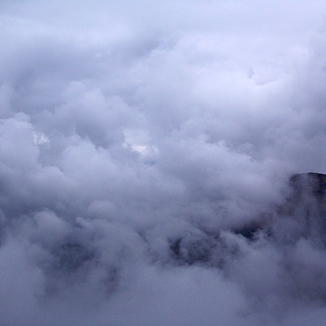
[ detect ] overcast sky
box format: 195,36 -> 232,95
2,1 -> 326,325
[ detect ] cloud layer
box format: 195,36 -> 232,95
2,1 -> 326,325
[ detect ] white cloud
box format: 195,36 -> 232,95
1,0 -> 326,325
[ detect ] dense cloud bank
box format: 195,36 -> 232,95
2,1 -> 326,325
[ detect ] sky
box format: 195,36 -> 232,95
2,0 -> 326,325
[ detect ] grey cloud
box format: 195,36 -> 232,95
2,1 -> 326,325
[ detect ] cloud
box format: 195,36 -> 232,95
2,0 -> 326,325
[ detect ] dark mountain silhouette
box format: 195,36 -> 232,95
169,172 -> 326,267
271,172 -> 326,246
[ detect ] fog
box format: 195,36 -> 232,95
1,1 -> 326,325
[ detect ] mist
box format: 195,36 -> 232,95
1,1 -> 326,325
